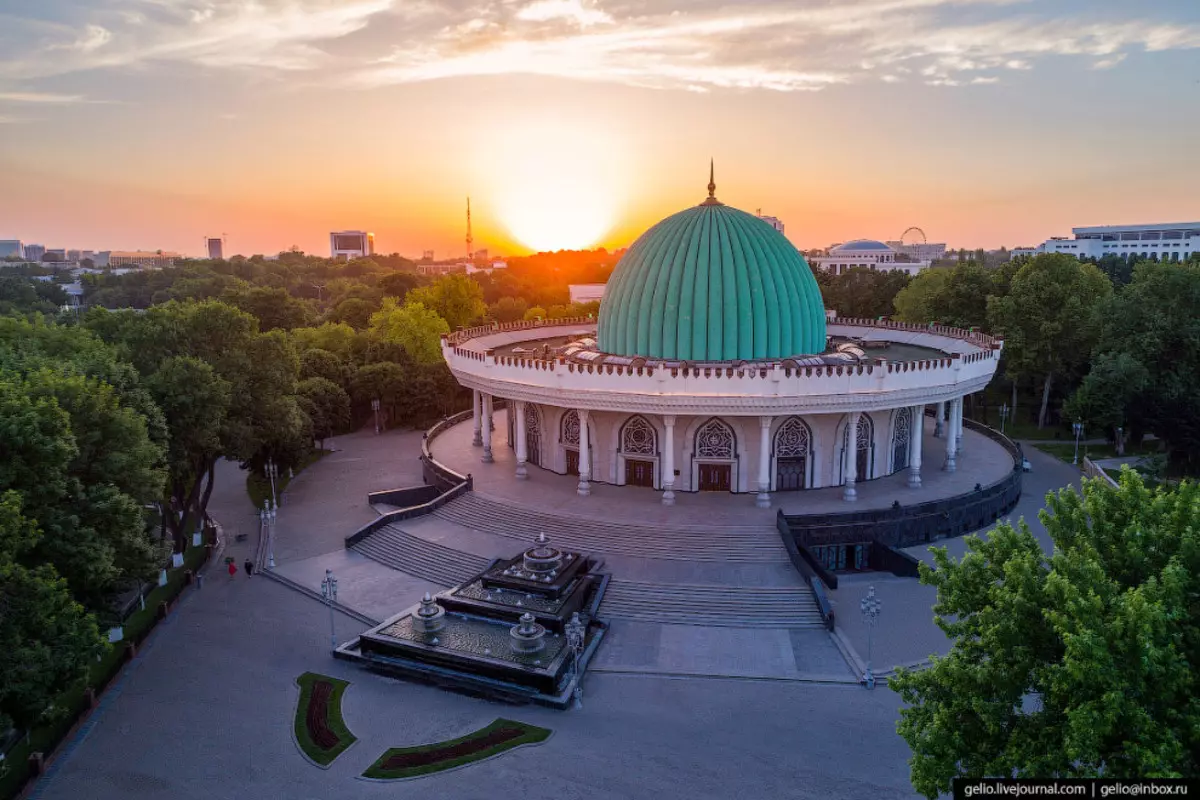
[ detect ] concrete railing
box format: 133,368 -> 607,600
1082,457 -> 1120,488
779,421 -> 1023,588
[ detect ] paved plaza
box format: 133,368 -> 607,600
32,422 -> 1083,799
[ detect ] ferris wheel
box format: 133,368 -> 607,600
900,227 -> 927,246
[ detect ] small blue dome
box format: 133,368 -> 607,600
832,239 -> 893,252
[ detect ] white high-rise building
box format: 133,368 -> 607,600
330,231 -> 374,259
1021,222 -> 1200,261
0,240 -> 22,258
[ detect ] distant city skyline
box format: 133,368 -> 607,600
1,1 -> 1198,256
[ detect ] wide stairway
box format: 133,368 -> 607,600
352,524 -> 492,586
432,494 -> 790,563
602,579 -> 826,628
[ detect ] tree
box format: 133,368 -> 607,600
1063,353 -> 1147,454
299,348 -> 349,388
893,268 -> 952,324
367,299 -> 450,365
297,377 -> 351,448
821,268 -> 911,319
407,273 -> 486,329
490,296 -> 530,322
892,473 -> 1199,796
378,271 -> 422,301
1078,261 -> 1200,468
328,297 -> 379,329
88,301 -> 305,549
987,254 -> 1111,428
224,286 -> 314,331
0,492 -> 105,733
523,306 -> 547,320
0,366 -> 165,607
351,362 -> 406,427
290,322 -> 361,362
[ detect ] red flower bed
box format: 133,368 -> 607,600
305,680 -> 341,751
380,726 -> 525,770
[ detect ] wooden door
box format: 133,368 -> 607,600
566,449 -> 579,476
698,463 -> 732,492
625,459 -> 655,488
776,457 -> 807,491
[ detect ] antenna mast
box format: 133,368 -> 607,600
466,197 -> 473,261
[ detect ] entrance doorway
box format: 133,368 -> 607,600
698,463 -> 732,492
565,449 -> 579,476
776,457 -> 807,490
624,459 -> 655,487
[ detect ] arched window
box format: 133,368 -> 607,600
524,404 -> 542,467
774,417 -> 811,491
621,416 -> 657,455
560,410 -> 580,447
696,419 -> 735,459
892,408 -> 911,472
842,414 -> 874,481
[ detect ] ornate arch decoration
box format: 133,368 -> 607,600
774,417 -> 812,458
620,415 -> 658,456
892,407 -> 912,471
560,409 -> 580,447
695,418 -> 736,459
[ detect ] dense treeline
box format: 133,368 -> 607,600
893,251 -> 1200,469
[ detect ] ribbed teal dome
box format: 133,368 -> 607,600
598,202 -> 827,361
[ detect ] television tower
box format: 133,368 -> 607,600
465,197 -> 473,261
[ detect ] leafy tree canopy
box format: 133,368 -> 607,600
367,299 -> 450,365
893,472 -> 1199,797
407,273 -> 487,330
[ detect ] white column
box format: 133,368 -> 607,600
471,390 -> 483,447
661,415 -> 676,506
956,396 -> 965,454
515,400 -> 528,480
756,416 -> 773,508
934,401 -> 945,438
944,398 -> 958,472
576,409 -> 591,496
481,394 -> 494,463
843,411 -> 860,502
908,404 -> 923,488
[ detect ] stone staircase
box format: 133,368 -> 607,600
352,524 -> 492,586
432,494 -> 790,563
601,579 -> 826,628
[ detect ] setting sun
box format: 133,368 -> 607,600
485,120 -> 626,252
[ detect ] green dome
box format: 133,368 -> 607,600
598,199 -> 827,361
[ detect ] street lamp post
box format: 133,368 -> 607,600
321,569 -> 338,651
860,586 -> 882,689
1116,426 -> 1125,457
564,612 -> 586,709
999,403 -> 1009,435
265,459 -> 278,508
267,500 -> 277,570
1072,421 -> 1085,465
371,398 -> 381,435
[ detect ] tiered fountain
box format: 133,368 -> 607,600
336,533 -> 608,709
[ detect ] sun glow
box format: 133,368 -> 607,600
487,121 -> 626,253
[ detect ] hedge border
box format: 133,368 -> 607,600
361,718 -> 552,781
292,672 -> 356,768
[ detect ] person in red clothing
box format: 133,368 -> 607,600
227,561 -> 237,578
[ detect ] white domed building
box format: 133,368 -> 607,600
440,176 -> 1002,509
810,239 -> 931,276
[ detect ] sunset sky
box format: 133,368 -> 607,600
1,0 -> 1198,258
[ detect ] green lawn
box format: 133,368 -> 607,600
0,542 -> 209,800
246,449 -> 329,509
362,718 -> 552,781
292,673 -> 356,767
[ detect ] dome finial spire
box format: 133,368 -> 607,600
702,158 -> 723,206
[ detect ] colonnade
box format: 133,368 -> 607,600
469,390 -> 967,507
